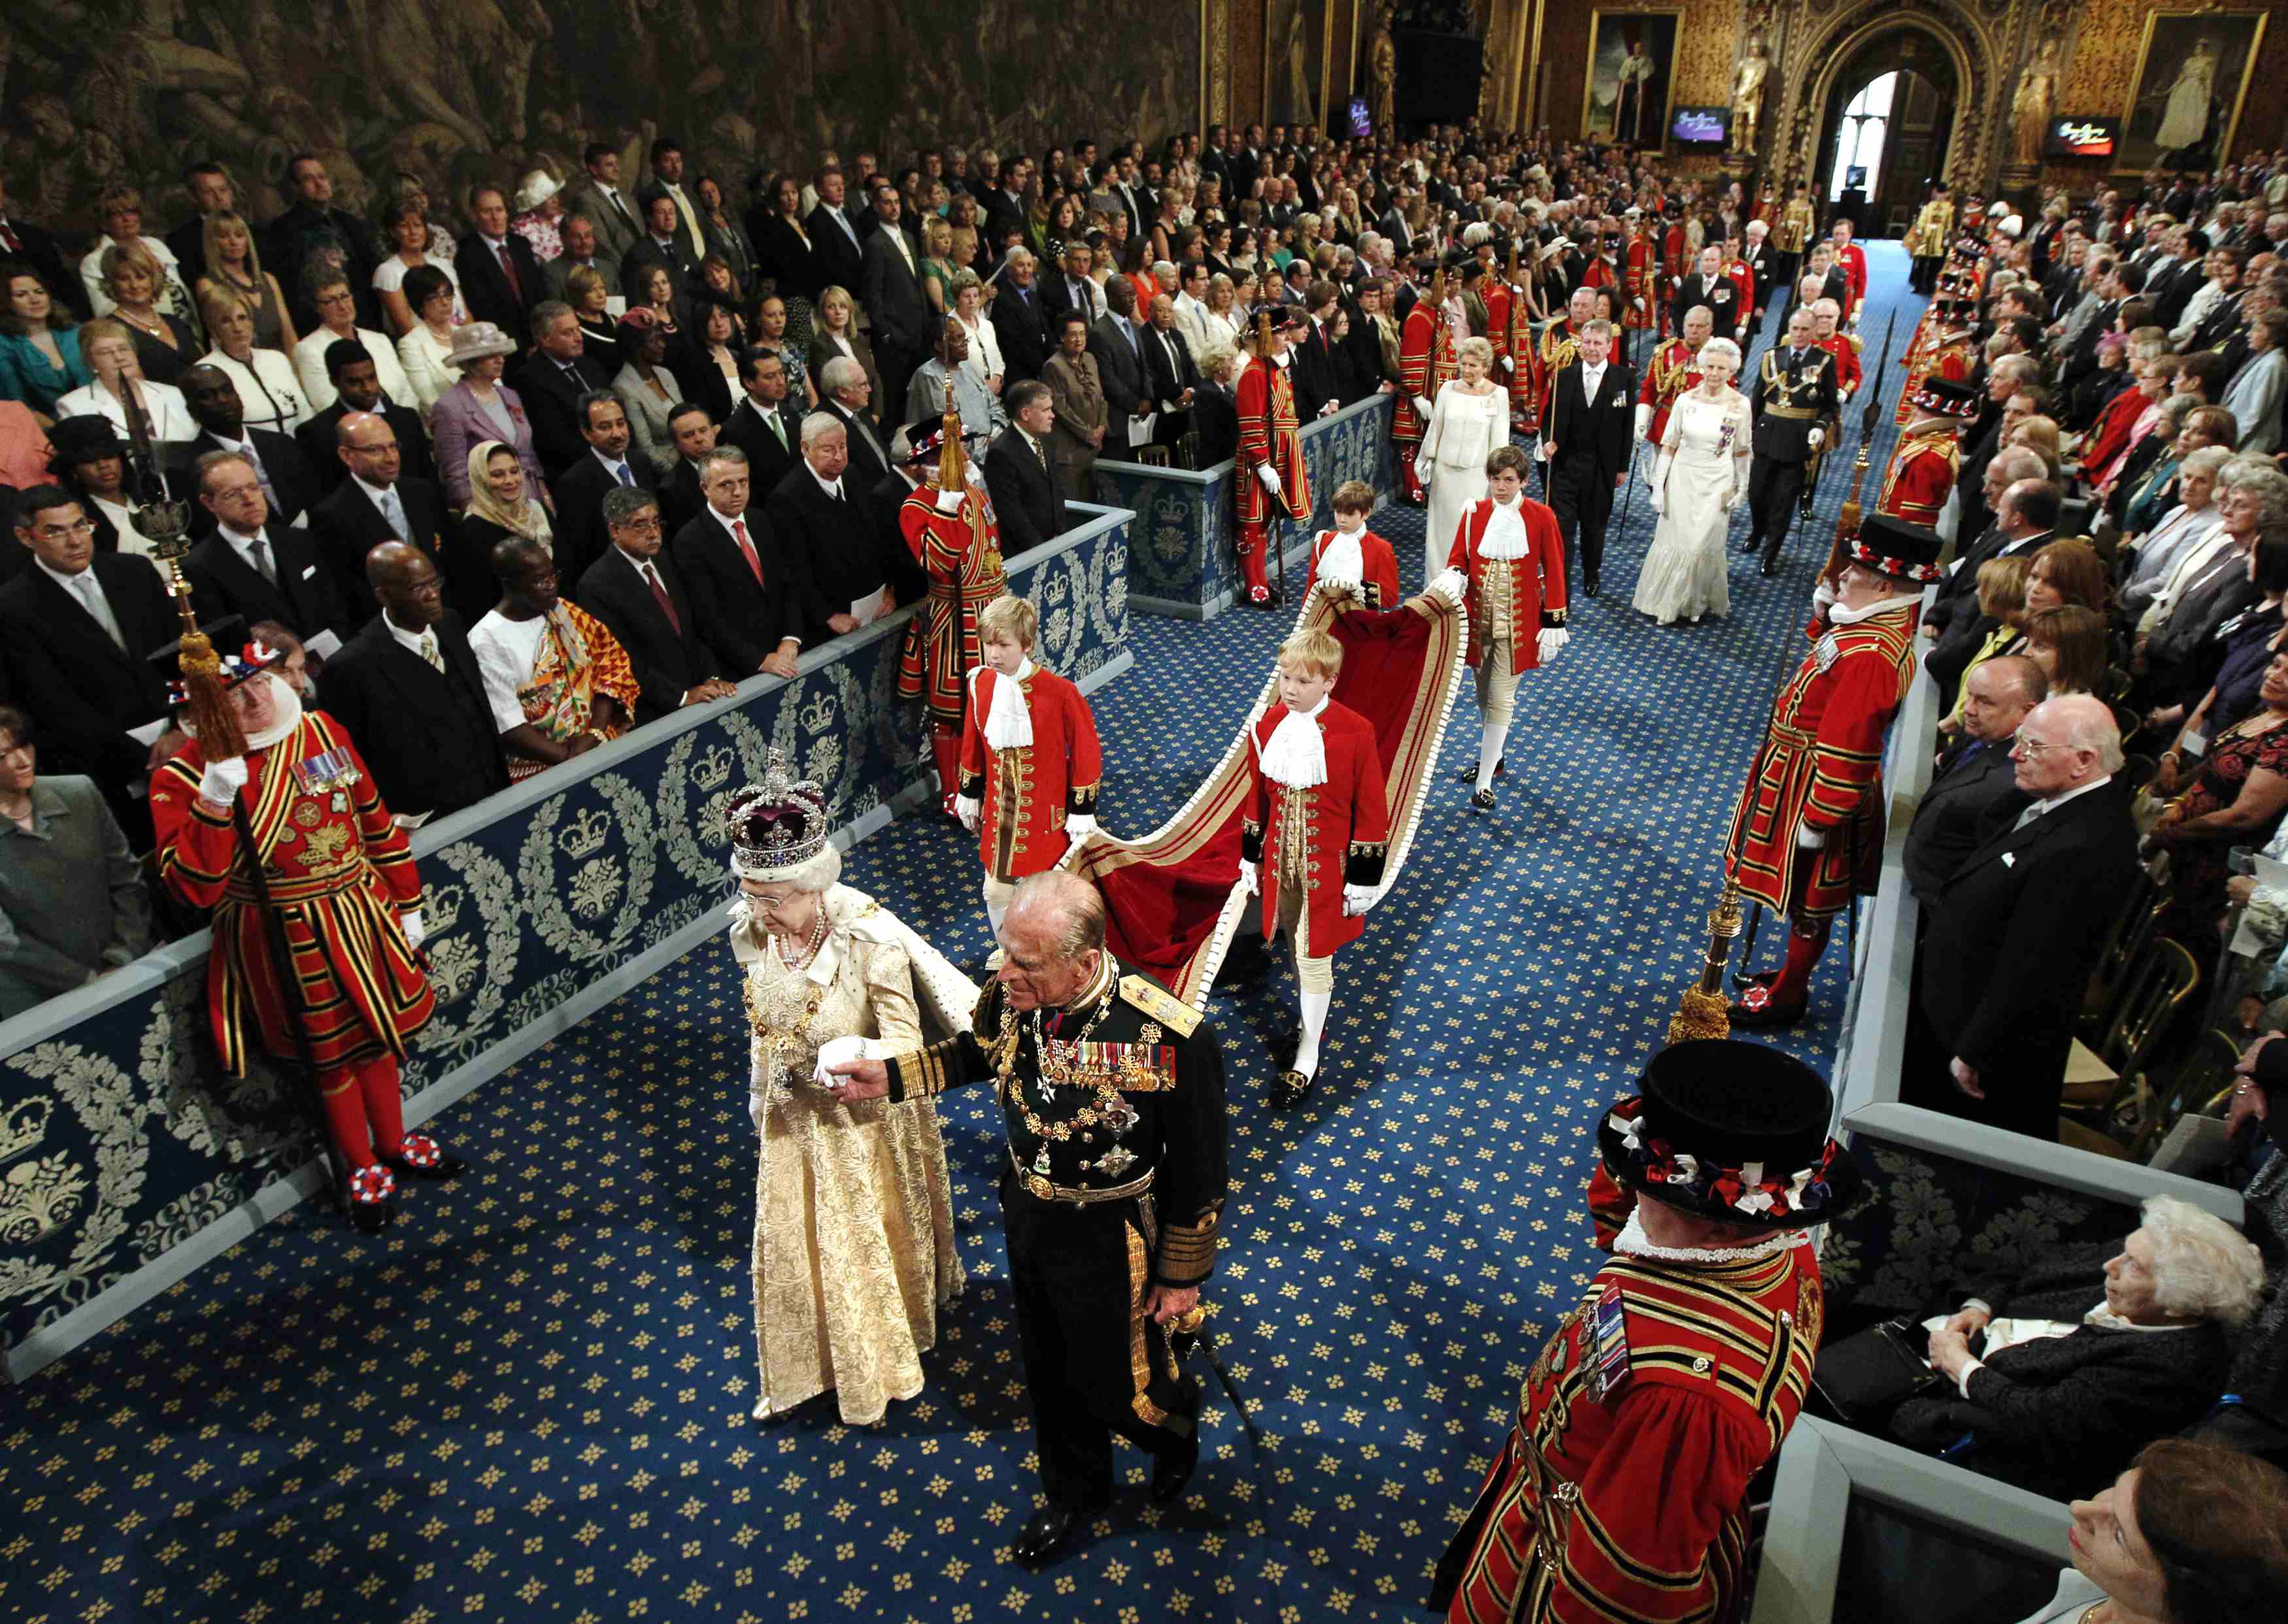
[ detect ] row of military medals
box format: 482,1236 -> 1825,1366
996,994 -> 1152,1187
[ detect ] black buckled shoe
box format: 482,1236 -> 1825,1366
1469,788 -> 1496,813
1012,1504 -> 1092,1568
380,1131 -> 467,1182
1727,984 -> 1808,1028
1150,1429 -> 1200,1504
1269,1068 -> 1317,1111
345,1164 -> 397,1234
1456,756 -> 1506,783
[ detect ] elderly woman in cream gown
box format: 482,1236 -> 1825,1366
725,755 -> 970,1427
1415,336 -> 1511,581
1634,338 -> 1752,625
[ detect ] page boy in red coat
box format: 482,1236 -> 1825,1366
1238,628 -> 1390,1111
954,593 -> 1102,938
1441,445 -> 1570,812
1305,479 -> 1403,609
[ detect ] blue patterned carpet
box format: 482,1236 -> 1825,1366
3,247 -> 1924,1623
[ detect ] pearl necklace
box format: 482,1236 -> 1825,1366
776,898 -> 828,971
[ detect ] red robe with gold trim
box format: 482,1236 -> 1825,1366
152,709 -> 433,1076
1877,429 -> 1960,528
1636,337 -> 1704,446
1725,257 -> 1756,319
1431,1172 -> 1823,1624
1896,330 -> 1974,425
1397,302 -> 1456,447
898,479 -> 1006,728
1484,280 -> 1515,384
1235,352 -> 1309,524
1306,527 -> 1402,610
1723,599 -> 1921,919
956,664 -> 1102,883
1817,331 -> 1862,399
1447,497 -> 1569,677
1239,700 -> 1389,955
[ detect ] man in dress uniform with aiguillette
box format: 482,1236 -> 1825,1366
1432,1040 -> 1857,1624
828,870 -> 1228,1570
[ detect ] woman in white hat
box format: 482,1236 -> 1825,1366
430,322 -> 551,510
724,753 -> 969,1427
509,169 -> 567,265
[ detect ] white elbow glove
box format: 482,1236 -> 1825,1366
198,756 -> 249,806
1794,820 -> 1826,850
1064,813 -> 1098,839
1537,626 -> 1570,663
1632,403 -> 1652,441
1237,858 -> 1260,896
748,1089 -> 769,1132
398,908 -> 426,949
955,793 -> 981,832
1256,464 -> 1282,497
1342,884 -> 1376,917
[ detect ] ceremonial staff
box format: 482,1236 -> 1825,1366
145,484 -> 350,1217
1810,310 -> 1899,600
1254,307 -> 1287,605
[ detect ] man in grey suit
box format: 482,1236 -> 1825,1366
562,141 -> 647,266
860,179 -> 933,431
543,213 -> 623,305
1086,277 -> 1149,456
0,730 -> 151,1018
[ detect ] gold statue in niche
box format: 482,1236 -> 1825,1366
1370,3 -> 1398,137
1731,35 -> 1771,154
2012,35 -> 2059,167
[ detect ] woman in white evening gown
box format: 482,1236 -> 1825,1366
1634,337 -> 1751,625
1416,337 -> 1511,581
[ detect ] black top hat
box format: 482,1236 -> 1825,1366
1911,376 -> 1978,419
1596,1040 -> 1859,1231
47,414 -> 131,467
148,617 -> 290,700
892,420 -> 945,464
1850,513 -> 1945,584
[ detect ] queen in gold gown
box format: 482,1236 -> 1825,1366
725,756 -> 971,1426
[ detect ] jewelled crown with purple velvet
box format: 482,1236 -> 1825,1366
724,752 -> 831,881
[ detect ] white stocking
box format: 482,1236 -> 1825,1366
1477,720 -> 1512,792
1294,989 -> 1332,1079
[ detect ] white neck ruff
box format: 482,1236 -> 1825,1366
1613,1209 -> 1804,1264
1317,528 -> 1365,588
1481,499 -> 1530,562
1259,696 -> 1329,788
983,659 -> 1035,750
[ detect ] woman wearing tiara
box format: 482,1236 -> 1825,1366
724,754 -> 973,1426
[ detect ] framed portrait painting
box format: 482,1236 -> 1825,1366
1582,10 -> 1681,152
2119,9 -> 2268,172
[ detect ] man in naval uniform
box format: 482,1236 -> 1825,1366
829,870 -> 1228,1570
1431,1040 -> 1857,1624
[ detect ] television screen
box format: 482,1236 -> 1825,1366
2047,114 -> 2119,160
1345,96 -> 1371,141
1672,105 -> 1728,147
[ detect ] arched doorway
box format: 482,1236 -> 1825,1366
1811,28 -> 1958,239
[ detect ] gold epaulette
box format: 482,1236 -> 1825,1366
1849,333 -> 1864,353
1119,972 -> 1200,1038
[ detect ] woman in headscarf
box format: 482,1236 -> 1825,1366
451,439 -> 555,621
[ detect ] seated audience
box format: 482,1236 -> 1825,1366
307,410 -> 447,626
374,198 -> 464,338
97,242 -> 196,387
667,445 -> 804,680
0,702 -> 152,1018
514,301 -> 611,479
184,449 -> 347,646
394,265 -> 464,420
612,320 -> 687,477
1928,555 -> 2032,719
57,319 -> 195,445
196,286 -> 308,435
429,322 -> 546,509
552,390 -> 653,594
468,535 -> 639,779
290,271 -> 413,414
765,412 -> 901,645
985,380 -> 1066,556
316,541 -> 509,820
1898,1198 -> 2263,1500
191,210 -> 296,355
2149,649 -> 2288,955
178,363 -> 320,536
2118,445 -> 2229,618
294,342 -> 437,495
0,263 -> 91,413
2021,603 -> 2110,695
47,414 -> 172,577
575,485 -> 734,722
561,265 -> 624,377
816,354 -> 890,488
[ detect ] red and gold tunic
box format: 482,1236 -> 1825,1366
956,664 -> 1102,883
1447,497 -> 1569,676
1774,200 -> 1814,256
1834,241 -> 1868,320
1725,256 -> 1757,319
1484,279 -> 1515,383
1877,428 -> 1960,528
152,708 -> 433,1077
1306,527 -> 1402,610
1396,301 -> 1457,446
1816,331 -> 1862,399
1235,353 -> 1310,526
1529,320 -> 1582,437
1239,700 -> 1389,956
1723,598 -> 1921,920
1622,239 -> 1659,331
1432,1172 -> 1823,1624
1636,337 -> 1704,445
898,480 -> 1007,728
